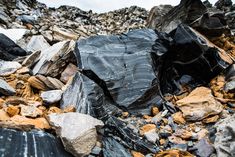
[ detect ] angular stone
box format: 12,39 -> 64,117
0,60 -> 22,76
139,124 -> 156,136
103,137 -> 132,157
48,113 -> 104,157
172,112 -> 186,124
28,76 -> 47,90
150,0 -> 207,33
9,115 -> 50,129
20,105 -> 43,118
144,129 -> 159,143
46,77 -> 64,89
26,35 -> 50,52
192,139 -> 215,157
60,63 -> 78,83
214,114 -> 235,157
176,87 -> 223,121
0,128 -> 73,157
32,40 -> 75,77
52,26 -> 79,41
22,50 -> 41,68
40,90 -> 63,104
0,33 -> 27,61
0,78 -> 16,96
75,29 -> 162,114
203,115 -> 220,124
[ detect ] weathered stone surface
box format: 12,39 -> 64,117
0,128 -> 73,157
76,29 -> 162,114
176,87 -> 223,121
192,139 -> 215,157
40,90 -> 62,104
0,33 -> 27,61
48,112 -> 104,157
60,63 -> 78,83
214,114 -> 235,157
0,78 -> 16,96
103,137 -> 132,157
20,104 -> 43,117
172,112 -> 186,124
144,129 -> 159,143
149,0 -> 207,33
26,35 -> 50,53
0,60 -> 22,76
32,40 -> 75,77
140,124 -> 156,135
22,50 -> 41,68
28,76 -> 47,90
52,26 -> 79,41
7,115 -> 50,129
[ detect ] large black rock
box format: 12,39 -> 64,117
75,29 -> 163,114
0,128 -> 72,157
0,33 -> 27,60
147,0 -> 230,37
61,72 -> 160,154
159,24 -> 232,93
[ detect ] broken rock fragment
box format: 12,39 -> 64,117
0,78 -> 16,96
0,60 -> 22,76
48,112 -> 104,157
176,87 -> 223,121
32,40 -> 75,77
26,35 -> 50,53
40,90 -> 62,104
214,114 -> 235,157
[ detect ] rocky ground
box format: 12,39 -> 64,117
0,0 -> 235,157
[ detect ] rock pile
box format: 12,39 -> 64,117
0,0 -> 234,156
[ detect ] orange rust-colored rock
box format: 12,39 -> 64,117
25,23 -> 33,29
121,112 -> 129,118
131,151 -> 145,157
152,107 -> 159,116
203,115 -> 220,124
197,129 -> 209,140
155,149 -> 194,157
47,106 -> 63,114
160,139 -> 166,145
10,115 -> 50,129
139,124 -> 156,135
6,105 -> 20,117
174,129 -> 192,140
28,76 -> 47,90
176,87 -> 223,121
172,112 -> 186,124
